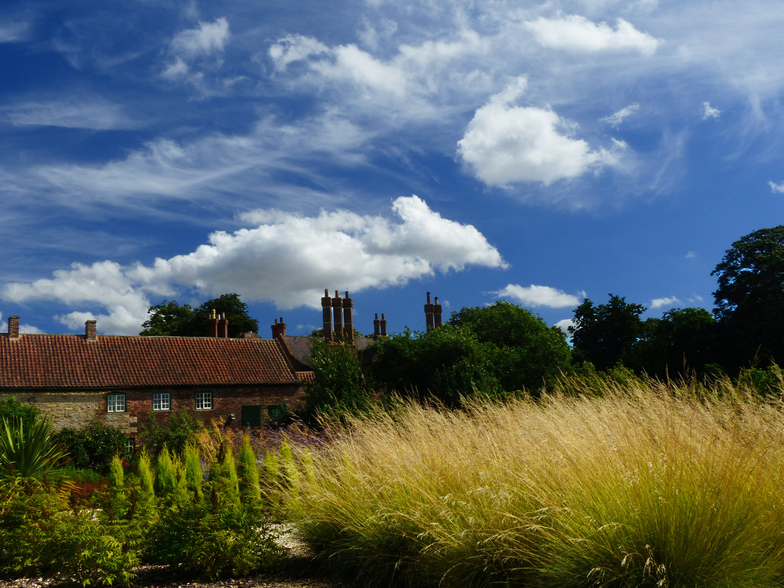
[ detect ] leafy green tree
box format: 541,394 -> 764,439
140,300 -> 198,336
140,293 -> 259,338
305,339 -> 373,417
635,308 -> 718,377
197,293 -> 259,337
570,294 -> 646,371
371,326 -> 502,407
449,301 -> 572,392
712,226 -> 784,370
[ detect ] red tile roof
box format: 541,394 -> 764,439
0,333 -> 305,389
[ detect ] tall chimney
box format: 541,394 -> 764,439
343,291 -> 354,345
205,308 -> 219,337
373,313 -> 380,338
380,313 -> 387,337
321,289 -> 333,342
271,317 -> 287,340
8,316 -> 20,340
332,290 -> 343,342
425,292 -> 435,331
85,319 -> 97,342
434,296 -> 442,328
218,312 -> 229,338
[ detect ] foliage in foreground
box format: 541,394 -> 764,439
0,437 -> 284,585
0,417 -> 67,481
272,375 -> 784,588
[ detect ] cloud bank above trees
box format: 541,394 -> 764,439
1,197 -> 506,334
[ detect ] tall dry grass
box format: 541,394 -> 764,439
272,376 -> 784,587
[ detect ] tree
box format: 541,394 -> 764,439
140,293 -> 259,338
304,340 -> 373,418
371,326 -> 501,407
712,226 -> 784,370
570,294 -> 646,371
635,308 -> 718,377
371,301 -> 571,404
449,300 -> 572,392
140,300 -> 198,337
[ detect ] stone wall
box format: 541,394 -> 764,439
1,383 -> 306,435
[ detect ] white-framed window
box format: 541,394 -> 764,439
107,393 -> 126,413
153,392 -> 171,411
196,391 -> 213,410
125,437 -> 136,456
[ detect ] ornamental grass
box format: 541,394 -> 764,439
273,375 -> 784,587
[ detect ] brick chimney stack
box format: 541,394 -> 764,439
8,316 -> 20,340
218,312 -> 229,338
425,292 -> 435,331
373,313 -> 380,338
271,317 -> 286,340
332,290 -> 343,341
321,289 -> 333,342
434,296 -> 442,328
205,308 -> 218,337
380,313 -> 387,337
85,319 -> 97,342
343,291 -> 354,345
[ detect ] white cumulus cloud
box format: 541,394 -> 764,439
769,181 -> 784,194
650,296 -> 681,309
457,77 -> 618,186
702,101 -> 721,119
524,14 -> 660,56
1,196 -> 506,334
555,318 -> 574,336
494,284 -> 582,308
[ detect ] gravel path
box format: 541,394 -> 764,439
0,527 -> 352,588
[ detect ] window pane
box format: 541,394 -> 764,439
153,392 -> 171,411
108,393 -> 125,413
196,392 -> 212,410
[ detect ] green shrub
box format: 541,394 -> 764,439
0,481 -> 137,586
237,435 -> 261,505
0,417 -> 68,481
55,422 -> 129,475
183,442 -> 204,502
140,409 -> 203,457
0,396 -> 39,429
145,446 -> 284,579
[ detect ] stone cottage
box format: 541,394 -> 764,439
0,314 -> 313,446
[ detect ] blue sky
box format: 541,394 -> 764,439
1,0 -> 783,338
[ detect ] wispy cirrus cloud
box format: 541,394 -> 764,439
162,17 -> 230,81
1,196 -> 506,334
2,98 -> 134,130
601,103 -> 640,128
0,21 -> 30,43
